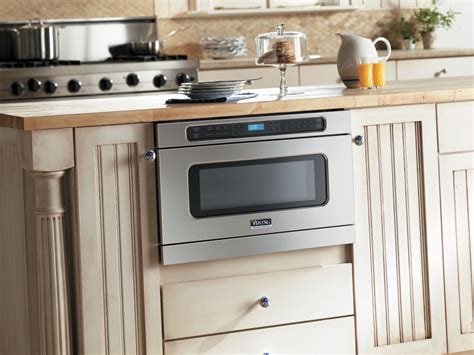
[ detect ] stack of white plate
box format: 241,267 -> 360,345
201,37 -> 247,59
178,80 -> 249,100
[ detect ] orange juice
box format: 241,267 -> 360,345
373,61 -> 386,88
358,63 -> 373,89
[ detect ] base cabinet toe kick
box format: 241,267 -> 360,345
1,101 -> 473,354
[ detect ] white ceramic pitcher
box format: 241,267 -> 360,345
336,32 -> 391,88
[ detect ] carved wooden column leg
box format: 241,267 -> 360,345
18,129 -> 75,355
32,171 -> 72,355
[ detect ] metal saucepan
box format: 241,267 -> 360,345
13,19 -> 60,60
0,28 -> 15,60
108,26 -> 189,57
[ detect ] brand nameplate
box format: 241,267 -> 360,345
250,218 -> 272,229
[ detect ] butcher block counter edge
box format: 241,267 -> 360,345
0,76 -> 473,131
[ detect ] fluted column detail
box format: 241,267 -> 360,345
32,171 -> 72,355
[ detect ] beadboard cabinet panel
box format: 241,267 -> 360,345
440,152 -> 474,354
351,104 -> 446,353
74,124 -> 161,355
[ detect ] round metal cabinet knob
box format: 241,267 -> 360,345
354,135 -> 364,146
260,296 -> 270,308
144,150 -> 157,162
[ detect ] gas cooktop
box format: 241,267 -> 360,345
0,55 -> 199,101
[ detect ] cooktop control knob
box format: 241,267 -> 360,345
99,78 -> 113,91
126,73 -> 140,87
153,74 -> 167,88
44,80 -> 58,94
176,72 -> 193,85
27,79 -> 42,92
67,79 -> 82,93
10,82 -> 24,96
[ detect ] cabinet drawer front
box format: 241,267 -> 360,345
300,62 -> 396,86
197,67 -> 299,89
437,101 -> 474,154
164,316 -> 356,354
397,57 -> 474,80
162,264 -> 353,340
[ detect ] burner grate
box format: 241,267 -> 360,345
0,60 -> 81,69
106,54 -> 188,62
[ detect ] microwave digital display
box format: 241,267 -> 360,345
248,123 -> 265,132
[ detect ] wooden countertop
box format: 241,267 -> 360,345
199,48 -> 474,70
0,76 -> 473,131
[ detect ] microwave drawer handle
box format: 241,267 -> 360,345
144,148 -> 158,162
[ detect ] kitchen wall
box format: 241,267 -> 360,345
0,0 -> 471,57
158,9 -> 413,58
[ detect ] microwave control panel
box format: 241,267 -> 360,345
186,116 -> 326,141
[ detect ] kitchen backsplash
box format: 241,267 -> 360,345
159,9 -> 412,58
1,0 -> 154,20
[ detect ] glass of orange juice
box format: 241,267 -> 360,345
357,57 -> 374,90
373,58 -> 387,88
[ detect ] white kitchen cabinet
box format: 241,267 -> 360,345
439,152 -> 474,354
197,66 -> 299,89
299,61 -> 396,86
74,124 -> 162,355
438,101 -> 474,354
351,104 -> 446,353
164,316 -> 356,354
397,56 -> 474,80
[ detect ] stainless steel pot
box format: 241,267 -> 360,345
13,19 -> 60,60
0,28 -> 15,60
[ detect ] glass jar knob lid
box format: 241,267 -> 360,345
276,23 -> 285,36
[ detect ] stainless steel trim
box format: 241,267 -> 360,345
160,225 -> 355,265
158,134 -> 354,244
156,110 -> 351,148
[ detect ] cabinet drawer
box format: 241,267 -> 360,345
197,66 -> 299,89
164,316 -> 356,354
437,101 -> 474,154
162,263 -> 353,340
397,56 -> 474,80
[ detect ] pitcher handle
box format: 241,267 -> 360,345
373,37 -> 392,61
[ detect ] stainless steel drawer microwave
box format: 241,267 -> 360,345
154,111 -> 355,264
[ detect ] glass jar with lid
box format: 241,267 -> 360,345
256,24 -> 309,95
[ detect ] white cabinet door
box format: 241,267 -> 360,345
351,104 -> 446,354
397,56 -> 474,80
74,124 -> 162,355
198,66 -> 299,89
439,152 -> 474,353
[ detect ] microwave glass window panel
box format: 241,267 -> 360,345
189,154 -> 328,217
